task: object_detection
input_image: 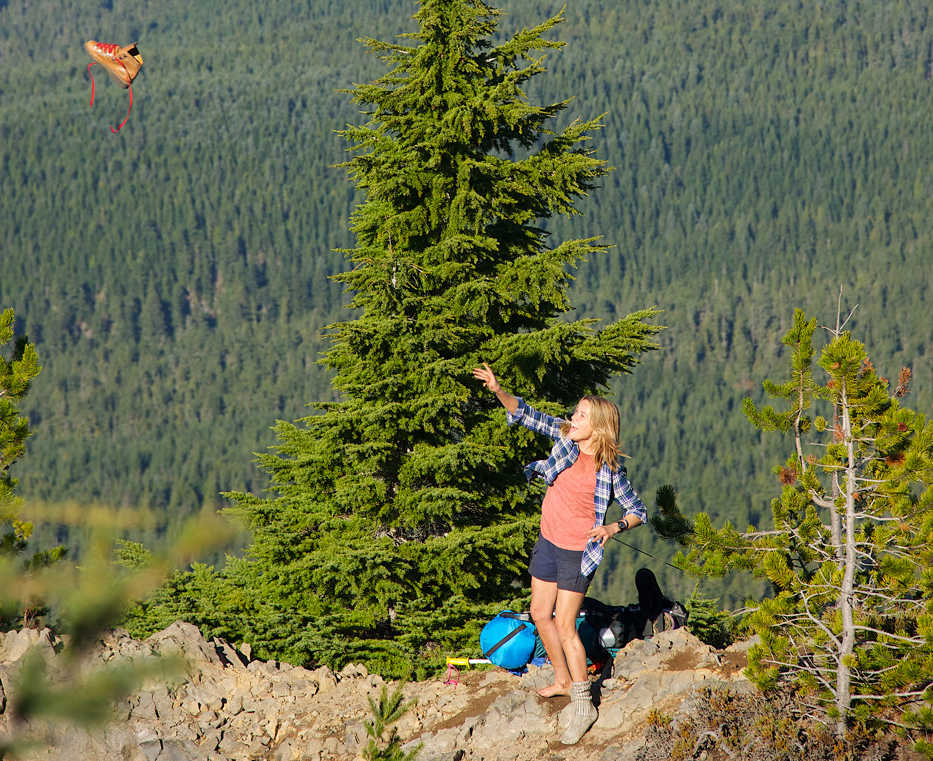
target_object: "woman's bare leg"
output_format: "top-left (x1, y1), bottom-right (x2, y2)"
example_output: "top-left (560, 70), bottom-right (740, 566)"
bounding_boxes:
top-left (530, 576), bottom-right (572, 697)
top-left (556, 588), bottom-right (597, 745)
top-left (554, 588), bottom-right (587, 683)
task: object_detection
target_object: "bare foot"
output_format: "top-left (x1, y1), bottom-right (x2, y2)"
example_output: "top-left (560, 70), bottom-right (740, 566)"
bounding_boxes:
top-left (536, 683), bottom-right (571, 698)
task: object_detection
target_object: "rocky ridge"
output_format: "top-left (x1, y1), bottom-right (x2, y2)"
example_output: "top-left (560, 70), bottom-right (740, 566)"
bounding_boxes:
top-left (0, 622), bottom-right (755, 761)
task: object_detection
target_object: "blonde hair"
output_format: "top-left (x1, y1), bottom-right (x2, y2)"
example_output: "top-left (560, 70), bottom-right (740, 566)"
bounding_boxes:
top-left (560, 395), bottom-right (625, 472)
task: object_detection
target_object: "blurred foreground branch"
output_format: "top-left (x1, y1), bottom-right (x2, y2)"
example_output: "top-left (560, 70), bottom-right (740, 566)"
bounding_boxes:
top-left (0, 505), bottom-right (236, 758)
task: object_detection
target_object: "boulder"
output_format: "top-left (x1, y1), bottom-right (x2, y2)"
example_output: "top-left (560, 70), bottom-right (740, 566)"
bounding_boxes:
top-left (210, 638), bottom-right (249, 669)
top-left (611, 628), bottom-right (721, 681)
top-left (145, 622), bottom-right (224, 670)
top-left (0, 627), bottom-right (57, 665)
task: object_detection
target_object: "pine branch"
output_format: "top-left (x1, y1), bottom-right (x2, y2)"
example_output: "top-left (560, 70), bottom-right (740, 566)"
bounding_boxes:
top-left (849, 627), bottom-right (925, 645)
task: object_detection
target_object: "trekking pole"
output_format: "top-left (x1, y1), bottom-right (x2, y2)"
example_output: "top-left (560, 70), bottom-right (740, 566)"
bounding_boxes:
top-left (610, 535), bottom-right (683, 572)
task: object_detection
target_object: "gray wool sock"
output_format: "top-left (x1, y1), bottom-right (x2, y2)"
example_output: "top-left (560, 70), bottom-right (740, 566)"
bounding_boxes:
top-left (571, 681), bottom-right (592, 715)
top-left (562, 680), bottom-right (598, 745)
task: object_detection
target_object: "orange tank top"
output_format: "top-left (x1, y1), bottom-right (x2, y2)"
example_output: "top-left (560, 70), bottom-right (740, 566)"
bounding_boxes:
top-left (540, 451), bottom-right (597, 551)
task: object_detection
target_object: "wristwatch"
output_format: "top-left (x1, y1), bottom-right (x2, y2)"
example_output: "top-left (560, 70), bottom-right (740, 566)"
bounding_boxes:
top-left (616, 518), bottom-right (629, 532)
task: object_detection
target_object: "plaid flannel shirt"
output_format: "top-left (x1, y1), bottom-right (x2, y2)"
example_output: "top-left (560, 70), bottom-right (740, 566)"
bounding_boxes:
top-left (507, 397), bottom-right (648, 576)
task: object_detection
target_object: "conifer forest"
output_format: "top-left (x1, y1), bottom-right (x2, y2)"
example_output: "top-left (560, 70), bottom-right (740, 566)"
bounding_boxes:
top-left (2, 0), bottom-right (932, 686)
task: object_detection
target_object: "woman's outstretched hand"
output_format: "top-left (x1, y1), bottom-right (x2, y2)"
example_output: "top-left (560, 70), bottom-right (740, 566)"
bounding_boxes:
top-left (472, 363), bottom-right (519, 414)
top-left (472, 363), bottom-right (501, 394)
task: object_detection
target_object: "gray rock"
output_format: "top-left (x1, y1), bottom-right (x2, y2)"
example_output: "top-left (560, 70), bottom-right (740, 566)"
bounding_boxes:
top-left (146, 622), bottom-right (222, 669)
top-left (103, 723), bottom-right (143, 756)
top-left (132, 692), bottom-right (159, 720)
top-left (158, 739), bottom-right (201, 761)
top-left (272, 736), bottom-right (300, 761)
top-left (612, 629), bottom-right (719, 681)
top-left (134, 723), bottom-right (161, 745)
top-left (458, 715), bottom-right (480, 745)
top-left (199, 728), bottom-right (222, 752)
top-left (0, 627), bottom-right (57, 665)
top-left (97, 628), bottom-right (155, 662)
top-left (321, 736), bottom-right (342, 758)
top-left (193, 709), bottom-right (220, 731)
top-left (344, 720), bottom-right (367, 754)
top-left (211, 637), bottom-right (248, 669)
top-left (414, 726), bottom-right (458, 758)
top-left (597, 671), bottom-right (727, 731)
top-left (471, 709), bottom-right (527, 760)
top-left (139, 739), bottom-right (164, 761)
top-left (338, 663), bottom-right (369, 680)
top-left (247, 658), bottom-right (279, 676)
top-left (275, 660), bottom-right (303, 677)
top-left (150, 686), bottom-right (174, 719)
top-left (188, 686), bottom-right (225, 713)
top-left (180, 696), bottom-right (201, 716)
top-left (599, 740), bottom-right (646, 761)
top-left (521, 662), bottom-right (555, 692)
top-left (723, 635), bottom-right (760, 655)
top-left (307, 665), bottom-right (337, 693)
top-left (239, 696), bottom-right (281, 722)
top-left (217, 730), bottom-right (252, 758)
top-left (225, 709), bottom-right (260, 737)
top-left (224, 692), bottom-right (244, 715)
top-left (246, 737), bottom-right (273, 756)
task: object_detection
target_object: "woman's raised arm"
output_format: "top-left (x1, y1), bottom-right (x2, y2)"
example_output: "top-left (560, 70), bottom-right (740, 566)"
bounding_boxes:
top-left (472, 363), bottom-right (519, 415)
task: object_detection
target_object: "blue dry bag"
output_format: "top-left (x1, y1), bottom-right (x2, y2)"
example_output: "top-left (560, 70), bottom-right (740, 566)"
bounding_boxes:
top-left (480, 611), bottom-right (537, 670)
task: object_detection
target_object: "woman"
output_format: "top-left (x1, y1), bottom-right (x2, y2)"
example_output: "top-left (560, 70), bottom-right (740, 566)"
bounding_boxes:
top-left (472, 363), bottom-right (647, 745)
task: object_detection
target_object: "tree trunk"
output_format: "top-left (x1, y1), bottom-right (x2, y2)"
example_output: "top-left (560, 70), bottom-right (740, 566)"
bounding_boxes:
top-left (835, 379), bottom-right (856, 736)
top-left (831, 470), bottom-right (844, 561)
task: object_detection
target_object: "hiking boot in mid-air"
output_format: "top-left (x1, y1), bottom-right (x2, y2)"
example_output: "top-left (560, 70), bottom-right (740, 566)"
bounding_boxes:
top-left (84, 40), bottom-right (143, 87)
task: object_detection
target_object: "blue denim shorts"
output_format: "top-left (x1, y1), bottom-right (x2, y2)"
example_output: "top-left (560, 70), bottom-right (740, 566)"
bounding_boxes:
top-left (528, 535), bottom-right (594, 594)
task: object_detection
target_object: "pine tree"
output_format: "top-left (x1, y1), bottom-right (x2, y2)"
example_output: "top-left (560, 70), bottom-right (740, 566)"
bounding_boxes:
top-left (186, 0), bottom-right (664, 678)
top-left (363, 685), bottom-right (419, 761)
top-left (1, 307), bottom-right (42, 558)
top-left (678, 307), bottom-right (933, 749)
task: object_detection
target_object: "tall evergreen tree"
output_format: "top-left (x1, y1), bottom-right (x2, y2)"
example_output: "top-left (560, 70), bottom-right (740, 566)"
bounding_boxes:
top-left (139, 0), bottom-right (661, 677)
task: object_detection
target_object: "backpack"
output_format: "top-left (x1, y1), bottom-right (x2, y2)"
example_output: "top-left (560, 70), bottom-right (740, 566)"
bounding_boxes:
top-left (644, 601), bottom-right (689, 637)
top-left (579, 596), bottom-right (690, 660)
top-left (480, 611), bottom-right (537, 670)
top-left (578, 598), bottom-right (644, 662)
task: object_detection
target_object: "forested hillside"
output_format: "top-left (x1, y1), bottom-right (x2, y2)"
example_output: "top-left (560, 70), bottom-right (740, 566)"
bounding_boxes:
top-left (1, 0), bottom-right (930, 605)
